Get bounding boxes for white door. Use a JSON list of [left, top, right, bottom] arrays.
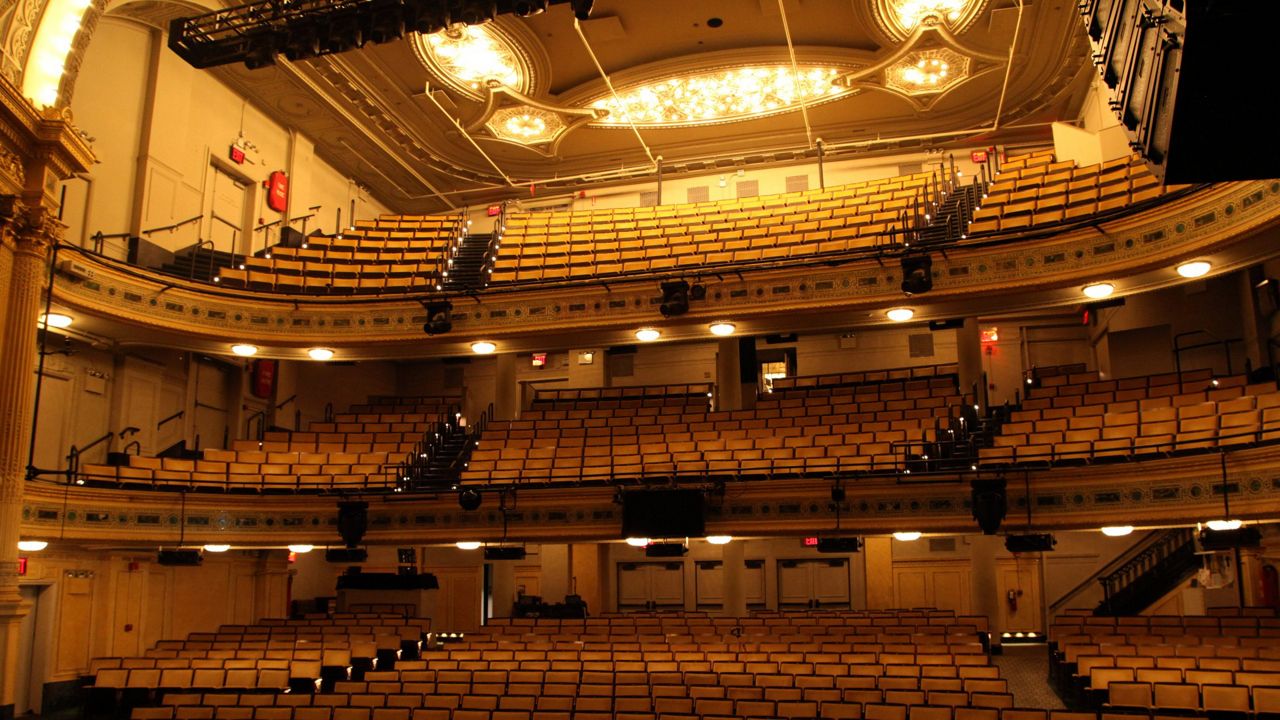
[[777, 559, 850, 607], [208, 165, 248, 254], [617, 563, 685, 609], [16, 586, 41, 715], [194, 359, 229, 451], [32, 372, 73, 472]]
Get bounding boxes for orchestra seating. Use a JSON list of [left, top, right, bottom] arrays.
[[460, 367, 965, 484], [76, 396, 460, 492], [965, 153, 1164, 235], [977, 368, 1280, 466], [1048, 608, 1280, 716], [215, 214, 464, 294]]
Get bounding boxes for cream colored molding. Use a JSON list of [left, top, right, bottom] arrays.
[[20, 443, 1280, 544], [467, 86, 603, 157], [49, 180, 1280, 353]]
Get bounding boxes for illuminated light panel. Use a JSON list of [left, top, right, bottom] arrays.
[[893, 531, 922, 542], [307, 348, 335, 361], [635, 328, 661, 342], [705, 535, 733, 545], [1177, 261, 1212, 278], [39, 312, 73, 329], [885, 49, 970, 96], [1206, 519, 1242, 531], [21, 0, 93, 107], [287, 544, 314, 554], [471, 341, 497, 355], [709, 322, 736, 337], [625, 537, 651, 547], [17, 540, 48, 552], [1082, 282, 1115, 299], [455, 541, 482, 550], [486, 107, 566, 145], [422, 24, 526, 95], [231, 344, 259, 357], [589, 65, 852, 128], [886, 308, 915, 322], [1100, 526, 1134, 537], [203, 544, 231, 553]]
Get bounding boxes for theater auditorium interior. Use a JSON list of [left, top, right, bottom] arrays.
[[1, 0, 1279, 719]]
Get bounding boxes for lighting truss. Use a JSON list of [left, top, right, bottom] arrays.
[[168, 0, 586, 70]]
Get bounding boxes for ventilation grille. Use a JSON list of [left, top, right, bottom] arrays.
[[928, 537, 957, 553], [687, 186, 709, 203], [786, 175, 810, 193], [639, 191, 658, 207], [899, 162, 924, 175], [609, 353, 635, 377], [737, 180, 759, 198], [908, 333, 935, 358]]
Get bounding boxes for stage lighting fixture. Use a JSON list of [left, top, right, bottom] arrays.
[[336, 501, 369, 548], [512, 0, 549, 16], [366, 3, 407, 44], [458, 488, 483, 511], [660, 280, 691, 318], [970, 478, 1007, 535], [830, 485, 846, 503], [457, 0, 497, 25], [425, 301, 453, 335], [570, 0, 594, 20], [900, 255, 933, 295]]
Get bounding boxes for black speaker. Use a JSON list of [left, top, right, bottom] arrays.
[[971, 478, 1007, 535], [900, 255, 933, 295], [622, 489, 705, 538], [816, 537, 862, 553], [458, 488, 482, 511], [424, 301, 453, 335], [336, 501, 368, 548], [484, 546, 527, 561], [645, 542, 688, 557], [325, 547, 369, 563], [660, 280, 691, 318], [1005, 534, 1056, 553], [1199, 527, 1262, 551], [158, 549, 203, 566]]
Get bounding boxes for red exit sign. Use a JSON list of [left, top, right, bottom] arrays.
[[229, 145, 246, 164], [970, 150, 988, 164], [803, 537, 819, 547], [486, 204, 502, 217]]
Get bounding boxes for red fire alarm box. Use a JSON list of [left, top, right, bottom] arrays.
[[252, 359, 277, 398], [266, 171, 288, 213]]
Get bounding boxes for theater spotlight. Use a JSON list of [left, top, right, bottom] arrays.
[[456, 0, 497, 25], [336, 501, 369, 548], [660, 280, 691, 318], [900, 255, 933, 295], [458, 488, 483, 511], [970, 478, 1007, 535], [570, 0, 594, 20], [512, 0, 548, 15], [424, 301, 453, 335]]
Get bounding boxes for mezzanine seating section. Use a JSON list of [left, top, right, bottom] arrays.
[[78, 396, 459, 492], [979, 369, 1280, 465], [215, 214, 463, 294], [461, 377, 963, 484]]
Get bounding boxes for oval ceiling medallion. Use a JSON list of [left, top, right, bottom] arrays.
[[874, 0, 988, 41], [417, 23, 532, 99], [587, 65, 854, 128]]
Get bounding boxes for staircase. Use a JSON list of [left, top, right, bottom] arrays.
[[400, 420, 475, 491], [1095, 527, 1199, 615], [915, 185, 981, 245], [156, 245, 238, 283], [442, 233, 492, 292]]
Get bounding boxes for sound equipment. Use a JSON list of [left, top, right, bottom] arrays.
[[158, 549, 203, 566], [622, 489, 705, 539], [325, 547, 368, 563], [1005, 533, 1057, 553], [484, 546, 528, 561], [816, 537, 862, 553], [644, 543, 688, 557], [1199, 527, 1262, 551], [336, 501, 368, 548], [971, 478, 1007, 535]]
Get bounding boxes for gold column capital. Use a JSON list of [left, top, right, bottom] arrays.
[[0, 195, 64, 255]]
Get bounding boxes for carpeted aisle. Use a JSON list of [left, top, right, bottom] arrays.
[[994, 644, 1066, 709]]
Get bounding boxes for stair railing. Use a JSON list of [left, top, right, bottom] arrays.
[[1097, 527, 1197, 611]]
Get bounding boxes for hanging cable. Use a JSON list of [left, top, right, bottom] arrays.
[[777, 0, 814, 149], [992, 0, 1025, 130], [573, 17, 657, 168], [423, 85, 517, 187]]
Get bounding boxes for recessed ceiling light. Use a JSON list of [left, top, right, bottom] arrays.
[[705, 535, 733, 545], [455, 541, 482, 550], [287, 544, 314, 554], [635, 328, 661, 342], [471, 341, 497, 355], [203, 544, 231, 553], [17, 540, 48, 552], [39, 313, 73, 329], [307, 348, 335, 361], [1082, 283, 1114, 299], [709, 322, 736, 337], [625, 537, 651, 547], [1206, 519, 1242, 531], [893, 531, 922, 542], [886, 308, 915, 322], [1100, 526, 1134, 537], [230, 344, 258, 357], [1177, 261, 1212, 278]]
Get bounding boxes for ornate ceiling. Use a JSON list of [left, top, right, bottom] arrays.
[[181, 0, 1093, 213]]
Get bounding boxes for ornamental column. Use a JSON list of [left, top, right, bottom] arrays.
[[0, 199, 61, 719]]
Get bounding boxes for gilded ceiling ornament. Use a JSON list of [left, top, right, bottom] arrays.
[[415, 23, 532, 100], [884, 48, 970, 96], [466, 87, 603, 157], [872, 0, 989, 42], [585, 65, 855, 128]]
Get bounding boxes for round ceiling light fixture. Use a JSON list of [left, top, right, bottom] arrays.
[[39, 312, 73, 329], [893, 531, 922, 542], [625, 537, 651, 547], [471, 341, 497, 355], [886, 308, 915, 322], [1177, 261, 1212, 278], [1082, 283, 1115, 299], [709, 322, 736, 337], [635, 328, 661, 342], [17, 540, 48, 552], [287, 544, 315, 554], [231, 344, 259, 357], [455, 541, 482, 550], [203, 544, 231, 553], [1100, 526, 1134, 537], [705, 535, 733, 545], [1206, 519, 1243, 531], [307, 348, 335, 361]]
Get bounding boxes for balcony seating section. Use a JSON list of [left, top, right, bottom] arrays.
[[489, 172, 936, 285], [215, 214, 463, 294], [769, 364, 959, 396], [1048, 609, 1280, 716], [78, 396, 459, 492], [530, 384, 715, 412], [966, 153, 1164, 235], [978, 369, 1280, 465], [461, 376, 963, 484]]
